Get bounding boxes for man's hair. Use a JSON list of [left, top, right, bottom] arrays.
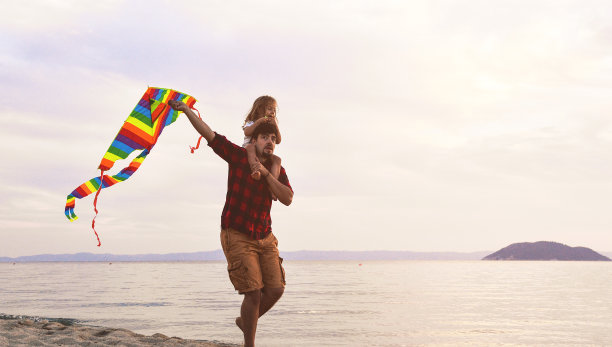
[[251, 121, 279, 143]]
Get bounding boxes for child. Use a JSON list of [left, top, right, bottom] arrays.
[[243, 96, 282, 186]]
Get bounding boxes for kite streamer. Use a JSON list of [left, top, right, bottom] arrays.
[[65, 87, 198, 246]]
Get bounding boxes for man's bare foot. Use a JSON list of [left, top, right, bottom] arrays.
[[251, 171, 261, 180], [235, 317, 244, 332]]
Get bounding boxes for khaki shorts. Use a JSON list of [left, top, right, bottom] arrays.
[[220, 228, 286, 294]]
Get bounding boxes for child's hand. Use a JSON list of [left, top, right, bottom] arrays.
[[250, 162, 260, 173], [252, 162, 270, 178], [264, 117, 279, 127], [168, 100, 189, 113]]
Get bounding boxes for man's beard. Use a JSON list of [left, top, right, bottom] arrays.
[[257, 147, 273, 158]]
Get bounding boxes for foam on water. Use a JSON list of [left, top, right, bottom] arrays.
[[0, 313, 80, 326]]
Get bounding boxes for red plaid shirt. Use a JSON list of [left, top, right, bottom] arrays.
[[208, 133, 292, 240]]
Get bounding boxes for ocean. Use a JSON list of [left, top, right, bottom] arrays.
[[1, 260, 611, 346]]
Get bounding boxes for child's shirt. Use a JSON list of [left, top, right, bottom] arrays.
[[242, 121, 255, 147]]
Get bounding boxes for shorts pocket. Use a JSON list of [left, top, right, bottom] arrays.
[[227, 260, 249, 291], [220, 229, 232, 254], [279, 257, 286, 285]]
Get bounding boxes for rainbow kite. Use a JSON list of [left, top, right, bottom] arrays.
[[65, 87, 201, 246]]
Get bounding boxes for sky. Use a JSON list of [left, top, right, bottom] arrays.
[[1, 0, 612, 257]]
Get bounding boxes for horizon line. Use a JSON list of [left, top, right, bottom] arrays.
[[1, 249, 495, 258]]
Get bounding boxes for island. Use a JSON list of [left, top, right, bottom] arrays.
[[482, 241, 611, 261]]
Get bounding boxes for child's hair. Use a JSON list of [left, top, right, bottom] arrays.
[[244, 95, 277, 125]]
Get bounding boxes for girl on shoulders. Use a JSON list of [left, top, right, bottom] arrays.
[[242, 96, 282, 183]]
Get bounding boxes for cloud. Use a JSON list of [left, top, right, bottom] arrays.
[[2, 0, 612, 256]]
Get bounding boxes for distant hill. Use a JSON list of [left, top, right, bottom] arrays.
[[483, 241, 611, 261], [0, 251, 225, 263], [0, 250, 490, 262]]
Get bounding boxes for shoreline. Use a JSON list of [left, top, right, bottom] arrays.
[[0, 315, 237, 347]]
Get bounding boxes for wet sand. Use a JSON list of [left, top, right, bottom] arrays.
[[0, 317, 237, 347]]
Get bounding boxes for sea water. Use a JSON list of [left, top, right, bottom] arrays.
[[1, 260, 611, 346]]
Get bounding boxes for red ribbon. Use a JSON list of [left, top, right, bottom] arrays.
[[189, 107, 203, 153], [91, 170, 104, 247]]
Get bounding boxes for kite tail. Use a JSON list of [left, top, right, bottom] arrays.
[[91, 171, 105, 247], [189, 107, 204, 153], [64, 174, 107, 222], [63, 150, 149, 244], [65, 196, 78, 221]]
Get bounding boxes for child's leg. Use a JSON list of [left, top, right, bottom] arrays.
[[271, 155, 281, 179], [269, 155, 282, 200], [245, 144, 261, 180]]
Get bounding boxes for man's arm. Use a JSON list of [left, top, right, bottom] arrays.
[[169, 100, 215, 143], [256, 164, 293, 206]]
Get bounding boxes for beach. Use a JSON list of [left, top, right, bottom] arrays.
[[0, 316, 235, 347]]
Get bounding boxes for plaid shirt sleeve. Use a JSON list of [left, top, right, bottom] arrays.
[[277, 166, 292, 193], [207, 132, 244, 165]]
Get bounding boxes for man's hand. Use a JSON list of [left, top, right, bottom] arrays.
[[169, 100, 216, 143], [256, 162, 292, 205], [169, 100, 189, 113], [252, 162, 270, 178]]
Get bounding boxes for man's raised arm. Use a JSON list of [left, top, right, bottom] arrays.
[[169, 100, 215, 143]]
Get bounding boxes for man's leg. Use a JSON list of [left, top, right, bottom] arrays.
[[259, 287, 284, 317], [237, 286, 284, 330], [220, 229, 266, 346], [240, 289, 261, 347], [259, 233, 286, 316], [236, 231, 285, 344]]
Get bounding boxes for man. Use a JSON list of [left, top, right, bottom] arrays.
[[169, 99, 293, 347]]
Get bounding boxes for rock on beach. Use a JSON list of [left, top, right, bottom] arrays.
[[0, 317, 235, 347]]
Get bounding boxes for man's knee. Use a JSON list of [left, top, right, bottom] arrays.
[[263, 287, 284, 300], [244, 289, 262, 304]]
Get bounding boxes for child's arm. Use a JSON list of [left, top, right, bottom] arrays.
[[272, 117, 282, 144], [271, 155, 281, 179], [244, 117, 282, 144], [243, 118, 268, 136]]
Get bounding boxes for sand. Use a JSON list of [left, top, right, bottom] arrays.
[[0, 317, 237, 347]]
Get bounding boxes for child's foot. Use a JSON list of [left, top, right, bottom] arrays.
[[251, 171, 261, 180]]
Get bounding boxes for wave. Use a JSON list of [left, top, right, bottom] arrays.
[[82, 302, 171, 308], [0, 313, 79, 326]]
